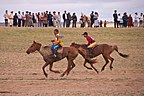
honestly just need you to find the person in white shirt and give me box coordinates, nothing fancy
[134,12,139,27]
[118,13,123,27]
[139,13,143,27]
[52,11,57,27]
[22,12,26,27]
[17,11,22,27]
[57,12,62,28]
[93,12,99,27]
[8,11,14,27]
[3,10,9,26]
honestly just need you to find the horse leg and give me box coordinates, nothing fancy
[89,63,99,74]
[108,56,114,70]
[49,63,60,73]
[60,60,72,77]
[101,55,109,71]
[83,60,93,70]
[66,60,76,76]
[42,62,49,78]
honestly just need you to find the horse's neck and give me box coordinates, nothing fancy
[80,44,88,49]
[39,46,52,57]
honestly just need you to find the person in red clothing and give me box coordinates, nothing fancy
[82,32,96,55]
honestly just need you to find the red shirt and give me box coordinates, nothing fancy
[86,36,95,45]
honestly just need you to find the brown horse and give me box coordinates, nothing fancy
[26,41,79,78]
[26,41,96,78]
[70,43,129,72]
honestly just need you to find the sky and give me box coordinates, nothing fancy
[0,0,144,22]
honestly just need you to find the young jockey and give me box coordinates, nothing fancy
[51,29,63,57]
[82,32,96,55]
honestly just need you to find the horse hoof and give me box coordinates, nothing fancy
[88,68,93,70]
[55,71,61,74]
[110,67,113,70]
[60,74,64,77]
[86,67,93,70]
[44,74,48,78]
[101,68,104,72]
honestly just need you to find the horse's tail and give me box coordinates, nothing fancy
[85,58,97,64]
[113,45,129,58]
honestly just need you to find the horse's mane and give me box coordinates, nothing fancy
[43,46,51,49]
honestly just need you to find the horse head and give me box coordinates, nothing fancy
[26,41,41,54]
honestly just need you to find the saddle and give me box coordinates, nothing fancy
[57,47,63,54]
[54,47,63,58]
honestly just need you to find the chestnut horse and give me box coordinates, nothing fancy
[70,43,129,72]
[26,41,96,78]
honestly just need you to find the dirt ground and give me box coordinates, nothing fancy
[0,27,144,96]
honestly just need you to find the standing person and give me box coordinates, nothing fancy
[122,12,128,27]
[17,11,22,27]
[80,15,85,28]
[90,11,94,27]
[25,11,29,27]
[40,12,44,27]
[36,12,42,27]
[71,13,77,28]
[57,12,62,28]
[139,13,143,27]
[134,12,139,27]
[67,12,71,27]
[51,29,63,58]
[99,20,103,27]
[143,15,144,28]
[118,13,123,27]
[48,12,53,26]
[82,32,96,56]
[32,13,37,27]
[52,11,57,27]
[3,10,9,27]
[43,13,48,27]
[22,12,26,27]
[28,12,34,27]
[8,11,14,27]
[113,10,118,28]
[94,12,99,28]
[127,14,133,27]
[62,11,67,28]
[104,20,107,27]
[13,13,18,27]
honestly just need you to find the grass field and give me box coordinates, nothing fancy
[0,27,144,96]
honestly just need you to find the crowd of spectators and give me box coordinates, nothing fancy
[3,10,144,28]
[3,10,107,28]
[113,10,144,28]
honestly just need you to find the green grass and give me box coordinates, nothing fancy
[0,27,144,69]
[0,27,144,52]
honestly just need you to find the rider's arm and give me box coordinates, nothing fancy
[53,36,60,44]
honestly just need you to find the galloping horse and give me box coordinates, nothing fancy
[26,41,96,78]
[70,43,129,72]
